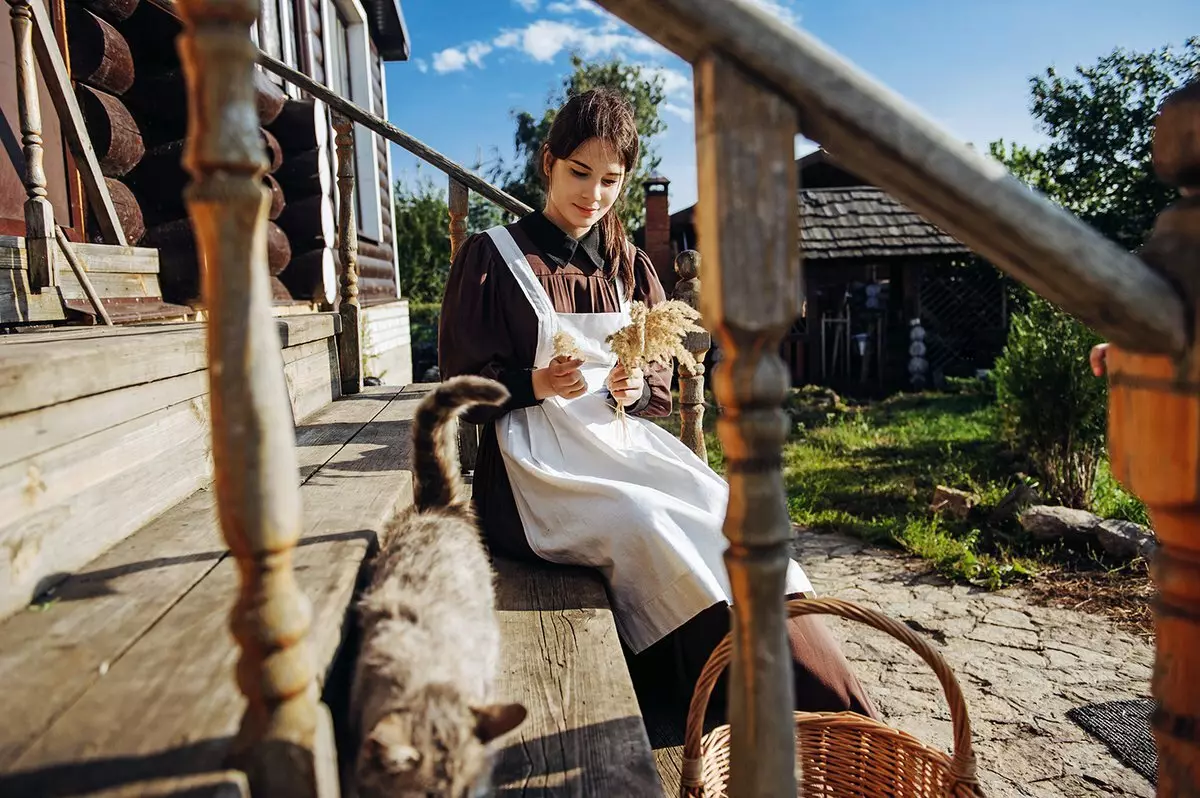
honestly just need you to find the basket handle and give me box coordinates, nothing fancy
[681,597,980,792]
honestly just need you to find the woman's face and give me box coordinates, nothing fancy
[543,137,625,236]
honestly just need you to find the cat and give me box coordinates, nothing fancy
[350,375,527,798]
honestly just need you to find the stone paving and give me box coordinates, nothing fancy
[796,531,1155,798]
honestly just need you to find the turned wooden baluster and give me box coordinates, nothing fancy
[673,249,710,460]
[1107,79,1200,797]
[333,113,361,396]
[449,175,469,259]
[9,0,54,289]
[175,0,337,794]
[695,53,800,797]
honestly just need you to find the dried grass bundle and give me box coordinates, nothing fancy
[552,331,579,360]
[607,300,704,371]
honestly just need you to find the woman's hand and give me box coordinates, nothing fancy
[606,363,644,408]
[1090,343,1110,377]
[533,356,586,400]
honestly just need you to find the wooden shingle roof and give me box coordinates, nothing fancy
[800,186,968,260]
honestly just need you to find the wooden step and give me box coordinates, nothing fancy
[0,315,343,620]
[0,384,418,796]
[491,557,661,796]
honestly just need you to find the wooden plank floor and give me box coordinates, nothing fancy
[491,557,661,797]
[0,385,413,796]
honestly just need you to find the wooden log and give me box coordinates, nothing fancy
[173,0,335,791]
[333,113,360,393]
[1108,80,1200,798]
[75,84,144,176]
[357,239,391,262]
[263,173,285,221]
[66,5,133,95]
[8,0,55,287]
[103,176,144,243]
[694,53,798,797]
[113,1,180,68]
[590,0,1185,356]
[76,0,140,23]
[273,147,331,194]
[279,246,334,306]
[254,70,286,125]
[125,69,287,143]
[275,192,334,253]
[261,127,283,173]
[266,97,328,153]
[356,274,396,299]
[266,218,290,275]
[672,249,710,461]
[146,217,290,269]
[355,253,394,281]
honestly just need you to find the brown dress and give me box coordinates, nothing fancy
[439,211,878,720]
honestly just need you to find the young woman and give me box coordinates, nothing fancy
[439,88,876,718]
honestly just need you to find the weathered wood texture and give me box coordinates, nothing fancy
[334,114,361,395]
[10,0,56,287]
[263,172,285,220]
[449,176,468,258]
[672,249,709,461]
[28,0,126,244]
[491,556,661,796]
[105,175,144,242]
[55,225,113,323]
[694,53,799,797]
[281,246,335,306]
[591,0,1186,356]
[81,0,140,23]
[0,386,412,796]
[1107,80,1200,798]
[75,84,144,177]
[0,235,164,324]
[66,5,134,95]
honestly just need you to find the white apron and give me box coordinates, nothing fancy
[486,226,812,653]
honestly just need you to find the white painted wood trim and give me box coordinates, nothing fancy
[380,63,399,296]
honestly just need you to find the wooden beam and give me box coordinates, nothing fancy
[333,113,361,395]
[672,249,709,461]
[590,0,1187,356]
[1107,80,1200,798]
[694,53,798,797]
[26,0,127,245]
[173,0,336,793]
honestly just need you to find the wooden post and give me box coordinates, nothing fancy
[333,113,361,396]
[449,175,469,259]
[694,53,799,797]
[673,249,710,460]
[9,0,55,289]
[1107,80,1200,797]
[174,0,337,794]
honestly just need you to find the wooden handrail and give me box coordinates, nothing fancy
[591,0,1187,357]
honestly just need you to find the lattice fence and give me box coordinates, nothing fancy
[918,259,1013,378]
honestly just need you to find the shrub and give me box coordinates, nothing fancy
[409,302,441,380]
[992,291,1106,508]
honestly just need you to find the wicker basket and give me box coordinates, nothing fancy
[681,598,985,797]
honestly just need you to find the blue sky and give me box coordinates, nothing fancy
[383,0,1198,214]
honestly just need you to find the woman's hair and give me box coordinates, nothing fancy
[541,88,640,294]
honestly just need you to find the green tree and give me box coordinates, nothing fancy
[989,36,1198,251]
[493,55,667,234]
[393,176,450,304]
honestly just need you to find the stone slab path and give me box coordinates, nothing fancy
[797,531,1154,797]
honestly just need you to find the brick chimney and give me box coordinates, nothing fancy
[642,173,674,294]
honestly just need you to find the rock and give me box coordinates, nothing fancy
[1019,505,1102,542]
[931,486,976,519]
[989,482,1041,523]
[1096,519,1157,561]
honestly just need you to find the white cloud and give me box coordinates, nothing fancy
[742,0,800,27]
[662,103,693,122]
[513,0,539,11]
[492,18,665,63]
[415,58,428,73]
[432,42,492,73]
[546,0,608,15]
[643,66,691,99]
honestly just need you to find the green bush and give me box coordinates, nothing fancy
[992,292,1106,508]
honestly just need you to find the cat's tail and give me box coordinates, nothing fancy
[412,375,509,512]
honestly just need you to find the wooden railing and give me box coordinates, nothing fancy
[584,2,1193,797]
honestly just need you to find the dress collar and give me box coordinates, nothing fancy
[518,210,605,270]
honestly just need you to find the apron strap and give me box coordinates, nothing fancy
[486,226,557,366]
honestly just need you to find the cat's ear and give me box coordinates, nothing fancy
[366,717,422,774]
[471,702,528,743]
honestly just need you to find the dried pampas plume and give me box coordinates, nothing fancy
[552,331,579,360]
[607,300,704,372]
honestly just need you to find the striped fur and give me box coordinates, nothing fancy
[411,376,508,512]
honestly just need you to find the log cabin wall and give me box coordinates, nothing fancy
[0,0,405,310]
